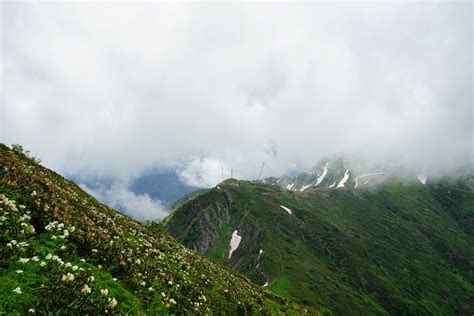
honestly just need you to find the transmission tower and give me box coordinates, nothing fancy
[258,162,265,180]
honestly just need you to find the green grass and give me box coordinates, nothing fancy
[168,178,474,315]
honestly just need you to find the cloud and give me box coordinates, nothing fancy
[1,2,472,192]
[80,181,167,222]
[177,157,228,188]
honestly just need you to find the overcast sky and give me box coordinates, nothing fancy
[1,1,472,219]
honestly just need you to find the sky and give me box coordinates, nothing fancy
[1,1,472,220]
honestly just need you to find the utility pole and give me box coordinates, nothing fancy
[258,162,265,181]
[231,169,233,179]
[222,165,224,180]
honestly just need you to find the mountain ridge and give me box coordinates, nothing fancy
[167,174,474,315]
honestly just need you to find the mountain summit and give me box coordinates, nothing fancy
[264,157,433,192]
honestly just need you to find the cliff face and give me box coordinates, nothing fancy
[167,176,474,315]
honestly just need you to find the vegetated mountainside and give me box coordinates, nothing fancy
[0,144,319,315]
[166,171,474,315]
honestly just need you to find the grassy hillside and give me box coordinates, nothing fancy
[167,177,474,315]
[0,144,319,315]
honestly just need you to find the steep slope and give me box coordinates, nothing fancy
[0,144,318,315]
[167,176,474,315]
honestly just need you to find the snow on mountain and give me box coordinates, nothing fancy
[228,230,242,259]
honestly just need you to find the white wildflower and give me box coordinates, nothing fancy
[19,258,29,263]
[13,287,22,294]
[100,288,109,296]
[81,284,91,294]
[108,297,117,308]
[61,273,74,282]
[16,270,23,274]
[40,261,46,267]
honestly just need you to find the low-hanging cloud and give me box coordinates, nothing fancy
[1,2,472,192]
[80,181,167,222]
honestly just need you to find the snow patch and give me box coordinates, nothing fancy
[354,172,385,188]
[300,183,313,191]
[263,281,268,287]
[228,230,242,259]
[286,183,294,191]
[280,205,292,215]
[329,182,336,188]
[417,173,427,184]
[259,249,263,255]
[315,162,329,185]
[337,170,350,188]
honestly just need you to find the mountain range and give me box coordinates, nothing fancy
[166,158,474,315]
[2,143,472,315]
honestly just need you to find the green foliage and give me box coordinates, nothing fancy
[168,178,474,315]
[11,144,41,164]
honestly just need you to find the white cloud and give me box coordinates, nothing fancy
[1,2,472,192]
[80,182,167,222]
[178,157,228,187]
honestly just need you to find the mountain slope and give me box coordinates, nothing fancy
[167,176,474,315]
[0,144,318,315]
